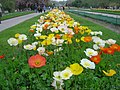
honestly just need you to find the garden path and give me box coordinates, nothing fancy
[0,12,43,32]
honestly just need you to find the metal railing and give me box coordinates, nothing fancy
[68,10,120,25]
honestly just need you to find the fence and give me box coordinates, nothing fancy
[68,10,120,25]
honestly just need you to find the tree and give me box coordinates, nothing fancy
[72,0,82,7]
[0,0,15,12]
[70,0,120,8]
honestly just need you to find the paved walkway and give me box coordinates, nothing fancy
[0,13,42,32]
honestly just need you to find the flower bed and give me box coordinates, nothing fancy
[6,9,120,89]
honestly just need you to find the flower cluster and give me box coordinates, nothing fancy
[7,9,120,89]
[8,33,27,46]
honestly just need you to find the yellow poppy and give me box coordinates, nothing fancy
[70,63,83,75]
[15,33,20,38]
[102,69,116,76]
[76,39,80,43]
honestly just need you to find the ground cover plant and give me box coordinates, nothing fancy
[1,11,34,21]
[0,9,120,90]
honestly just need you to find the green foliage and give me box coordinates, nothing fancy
[0,0,15,12]
[0,12,120,89]
[70,0,120,8]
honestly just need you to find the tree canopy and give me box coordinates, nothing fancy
[67,0,120,8]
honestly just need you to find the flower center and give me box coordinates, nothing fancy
[84,62,90,67]
[35,60,41,66]
[63,73,69,78]
[88,51,93,55]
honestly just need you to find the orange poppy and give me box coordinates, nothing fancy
[110,44,120,51]
[90,55,101,64]
[101,47,114,55]
[118,46,120,51]
[100,47,107,53]
[66,34,73,39]
[55,34,61,39]
[106,48,114,54]
[43,24,49,30]
[46,51,53,55]
[28,54,46,68]
[84,36,92,42]
[29,29,34,33]
[74,26,79,34]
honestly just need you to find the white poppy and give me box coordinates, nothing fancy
[7,38,18,46]
[80,58,95,69]
[84,48,98,58]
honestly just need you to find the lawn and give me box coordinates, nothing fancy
[0,10,120,90]
[1,11,34,21]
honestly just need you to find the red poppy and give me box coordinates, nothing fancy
[28,54,46,68]
[101,47,114,55]
[0,55,4,59]
[90,55,101,64]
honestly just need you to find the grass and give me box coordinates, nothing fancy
[1,11,34,21]
[0,11,120,90]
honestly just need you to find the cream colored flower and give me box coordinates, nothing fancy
[51,80,64,90]
[7,38,18,46]
[58,25,68,33]
[60,67,73,80]
[24,44,33,50]
[19,34,27,41]
[50,27,59,33]
[80,58,95,69]
[53,71,62,81]
[34,33,41,37]
[84,48,98,58]
[54,47,63,54]
[92,36,105,47]
[36,27,43,33]
[106,39,116,45]
[91,31,102,35]
[93,44,100,50]
[37,47,45,55]
[52,39,64,46]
